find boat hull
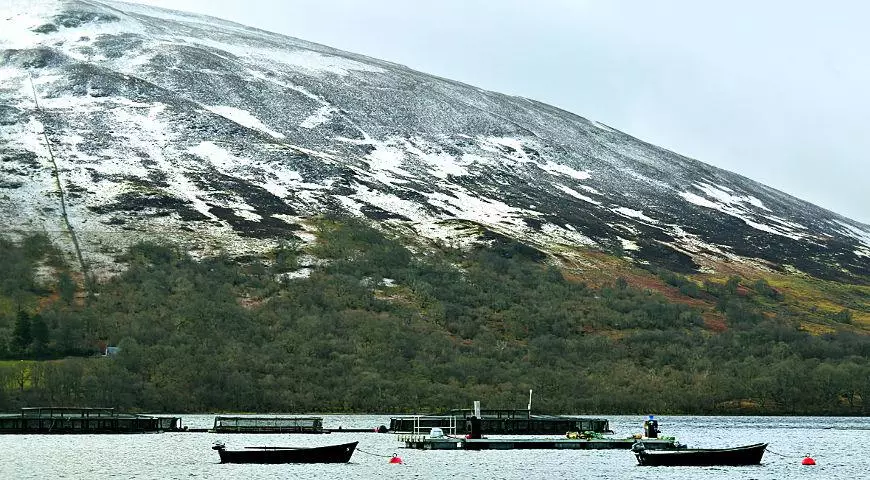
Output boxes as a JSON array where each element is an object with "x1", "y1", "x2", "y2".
[
  {"x1": 635, "y1": 442, "x2": 767, "y2": 466},
  {"x1": 214, "y1": 441, "x2": 357, "y2": 464}
]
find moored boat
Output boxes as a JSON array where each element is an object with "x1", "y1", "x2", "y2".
[
  {"x1": 212, "y1": 441, "x2": 358, "y2": 463},
  {"x1": 633, "y1": 442, "x2": 767, "y2": 466}
]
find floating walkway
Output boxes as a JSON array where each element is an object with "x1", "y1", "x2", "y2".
[
  {"x1": 0, "y1": 407, "x2": 180, "y2": 434},
  {"x1": 399, "y1": 435, "x2": 683, "y2": 451},
  {"x1": 390, "y1": 409, "x2": 610, "y2": 435}
]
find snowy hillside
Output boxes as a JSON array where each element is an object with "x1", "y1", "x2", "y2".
[{"x1": 1, "y1": 0, "x2": 868, "y2": 282}]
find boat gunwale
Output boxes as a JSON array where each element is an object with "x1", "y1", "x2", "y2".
[
  {"x1": 215, "y1": 441, "x2": 358, "y2": 464},
  {"x1": 220, "y1": 441, "x2": 358, "y2": 452},
  {"x1": 637, "y1": 442, "x2": 767, "y2": 455}
]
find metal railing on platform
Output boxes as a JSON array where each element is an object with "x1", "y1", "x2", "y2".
[{"x1": 395, "y1": 415, "x2": 458, "y2": 442}]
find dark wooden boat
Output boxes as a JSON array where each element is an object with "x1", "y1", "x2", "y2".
[
  {"x1": 633, "y1": 442, "x2": 767, "y2": 466},
  {"x1": 212, "y1": 441, "x2": 357, "y2": 463}
]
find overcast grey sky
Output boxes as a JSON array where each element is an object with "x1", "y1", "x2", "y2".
[{"x1": 135, "y1": 0, "x2": 870, "y2": 224}]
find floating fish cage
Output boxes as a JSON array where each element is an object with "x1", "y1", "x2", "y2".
[
  {"x1": 390, "y1": 409, "x2": 610, "y2": 435},
  {"x1": 0, "y1": 407, "x2": 181, "y2": 434},
  {"x1": 210, "y1": 416, "x2": 324, "y2": 433},
  {"x1": 400, "y1": 436, "x2": 683, "y2": 451}
]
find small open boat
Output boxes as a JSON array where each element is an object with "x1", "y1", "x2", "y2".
[
  {"x1": 212, "y1": 441, "x2": 358, "y2": 463},
  {"x1": 633, "y1": 442, "x2": 767, "y2": 466}
]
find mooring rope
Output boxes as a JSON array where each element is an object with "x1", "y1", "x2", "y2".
[
  {"x1": 765, "y1": 447, "x2": 805, "y2": 459},
  {"x1": 355, "y1": 448, "x2": 396, "y2": 458},
  {"x1": 765, "y1": 447, "x2": 788, "y2": 457}
]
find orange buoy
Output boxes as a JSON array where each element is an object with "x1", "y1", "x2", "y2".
[
  {"x1": 802, "y1": 456, "x2": 816, "y2": 466},
  {"x1": 389, "y1": 454, "x2": 403, "y2": 464}
]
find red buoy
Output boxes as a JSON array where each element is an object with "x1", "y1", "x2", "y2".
[
  {"x1": 802, "y1": 456, "x2": 816, "y2": 466},
  {"x1": 389, "y1": 454, "x2": 403, "y2": 464}
]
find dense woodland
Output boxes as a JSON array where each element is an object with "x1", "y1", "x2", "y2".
[{"x1": 0, "y1": 218, "x2": 868, "y2": 415}]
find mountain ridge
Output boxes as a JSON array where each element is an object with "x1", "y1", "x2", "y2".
[{"x1": 1, "y1": 0, "x2": 868, "y2": 285}]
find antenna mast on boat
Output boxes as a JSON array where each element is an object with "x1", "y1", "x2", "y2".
[{"x1": 528, "y1": 389, "x2": 533, "y2": 412}]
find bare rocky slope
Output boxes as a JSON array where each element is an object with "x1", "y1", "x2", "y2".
[{"x1": 1, "y1": 0, "x2": 868, "y2": 283}]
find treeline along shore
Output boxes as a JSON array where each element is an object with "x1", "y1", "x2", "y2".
[{"x1": 0, "y1": 218, "x2": 868, "y2": 414}]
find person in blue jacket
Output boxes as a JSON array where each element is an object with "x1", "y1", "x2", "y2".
[{"x1": 643, "y1": 415, "x2": 660, "y2": 438}]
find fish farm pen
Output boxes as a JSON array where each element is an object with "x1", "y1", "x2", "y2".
[
  {"x1": 210, "y1": 416, "x2": 325, "y2": 433},
  {"x1": 400, "y1": 436, "x2": 683, "y2": 451},
  {"x1": 390, "y1": 409, "x2": 611, "y2": 435},
  {"x1": 0, "y1": 408, "x2": 181, "y2": 434}
]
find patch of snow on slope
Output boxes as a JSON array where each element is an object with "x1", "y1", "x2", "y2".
[
  {"x1": 96, "y1": 103, "x2": 219, "y2": 223},
  {"x1": 619, "y1": 237, "x2": 640, "y2": 251},
  {"x1": 764, "y1": 216, "x2": 811, "y2": 234},
  {"x1": 480, "y1": 136, "x2": 530, "y2": 159},
  {"x1": 100, "y1": 46, "x2": 157, "y2": 76},
  {"x1": 204, "y1": 105, "x2": 285, "y2": 139},
  {"x1": 577, "y1": 183, "x2": 602, "y2": 195},
  {"x1": 680, "y1": 191, "x2": 720, "y2": 210},
  {"x1": 259, "y1": 168, "x2": 305, "y2": 199},
  {"x1": 190, "y1": 140, "x2": 328, "y2": 206},
  {"x1": 460, "y1": 153, "x2": 494, "y2": 169},
  {"x1": 187, "y1": 141, "x2": 265, "y2": 220},
  {"x1": 540, "y1": 161, "x2": 591, "y2": 180},
  {"x1": 680, "y1": 190, "x2": 805, "y2": 240},
  {"x1": 480, "y1": 137, "x2": 591, "y2": 181},
  {"x1": 263, "y1": 49, "x2": 385, "y2": 75},
  {"x1": 278, "y1": 268, "x2": 312, "y2": 280},
  {"x1": 0, "y1": 67, "x2": 21, "y2": 84},
  {"x1": 333, "y1": 195, "x2": 363, "y2": 216},
  {"x1": 350, "y1": 183, "x2": 427, "y2": 221},
  {"x1": 697, "y1": 182, "x2": 770, "y2": 211},
  {"x1": 0, "y1": 1, "x2": 61, "y2": 48},
  {"x1": 426, "y1": 187, "x2": 529, "y2": 233},
  {"x1": 539, "y1": 222, "x2": 596, "y2": 248},
  {"x1": 429, "y1": 154, "x2": 469, "y2": 179},
  {"x1": 0, "y1": 117, "x2": 55, "y2": 224},
  {"x1": 14, "y1": 117, "x2": 49, "y2": 157},
  {"x1": 183, "y1": 36, "x2": 383, "y2": 76},
  {"x1": 188, "y1": 141, "x2": 236, "y2": 169},
  {"x1": 669, "y1": 226, "x2": 725, "y2": 255},
  {"x1": 358, "y1": 141, "x2": 413, "y2": 186},
  {"x1": 412, "y1": 220, "x2": 480, "y2": 250},
  {"x1": 609, "y1": 222, "x2": 639, "y2": 236},
  {"x1": 680, "y1": 183, "x2": 807, "y2": 240},
  {"x1": 557, "y1": 185, "x2": 600, "y2": 205},
  {"x1": 276, "y1": 143, "x2": 339, "y2": 162},
  {"x1": 592, "y1": 120, "x2": 616, "y2": 133},
  {"x1": 668, "y1": 225, "x2": 778, "y2": 272},
  {"x1": 111, "y1": 0, "x2": 250, "y2": 30},
  {"x1": 1, "y1": 1, "x2": 148, "y2": 55},
  {"x1": 613, "y1": 207, "x2": 658, "y2": 224},
  {"x1": 300, "y1": 105, "x2": 336, "y2": 129},
  {"x1": 831, "y1": 220, "x2": 870, "y2": 253},
  {"x1": 402, "y1": 139, "x2": 470, "y2": 179}
]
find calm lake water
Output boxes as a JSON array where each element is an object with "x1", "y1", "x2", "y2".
[{"x1": 1, "y1": 415, "x2": 867, "y2": 479}]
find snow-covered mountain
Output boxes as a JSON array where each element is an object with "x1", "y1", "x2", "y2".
[{"x1": 2, "y1": 0, "x2": 868, "y2": 282}]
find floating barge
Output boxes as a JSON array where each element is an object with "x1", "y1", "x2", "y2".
[
  {"x1": 210, "y1": 416, "x2": 324, "y2": 434},
  {"x1": 0, "y1": 407, "x2": 180, "y2": 434},
  {"x1": 390, "y1": 409, "x2": 610, "y2": 436},
  {"x1": 400, "y1": 435, "x2": 683, "y2": 451}
]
